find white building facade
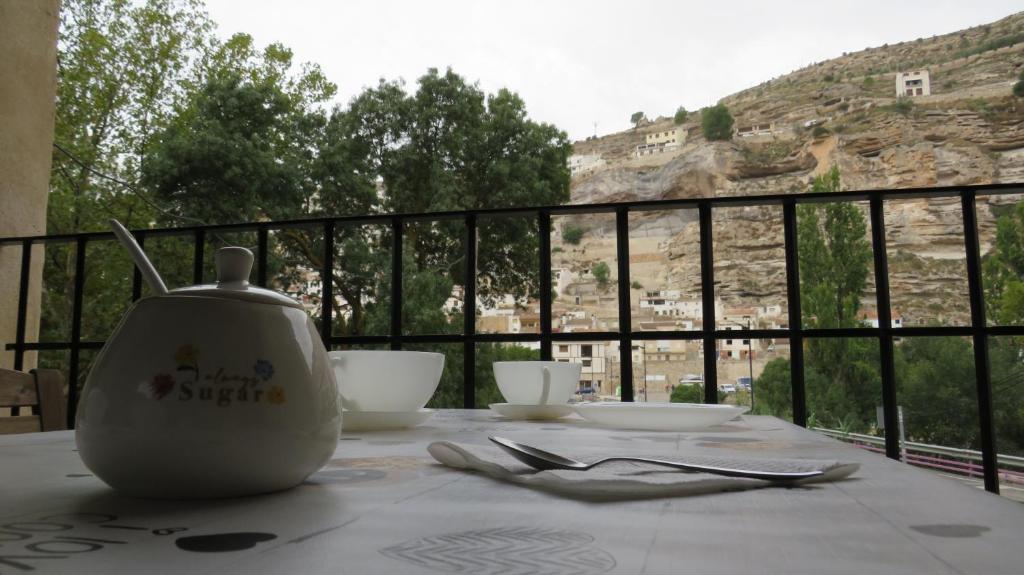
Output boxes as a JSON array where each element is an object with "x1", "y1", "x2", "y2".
[{"x1": 895, "y1": 70, "x2": 931, "y2": 97}]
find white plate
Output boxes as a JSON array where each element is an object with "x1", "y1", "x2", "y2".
[
  {"x1": 573, "y1": 402, "x2": 748, "y2": 431},
  {"x1": 341, "y1": 409, "x2": 435, "y2": 432},
  {"x1": 489, "y1": 403, "x2": 575, "y2": 420}
]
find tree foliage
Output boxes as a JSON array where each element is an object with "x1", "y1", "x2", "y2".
[
  {"x1": 47, "y1": 4, "x2": 571, "y2": 406},
  {"x1": 701, "y1": 103, "x2": 734, "y2": 141},
  {"x1": 673, "y1": 106, "x2": 688, "y2": 125},
  {"x1": 751, "y1": 358, "x2": 792, "y2": 418},
  {"x1": 630, "y1": 111, "x2": 645, "y2": 127},
  {"x1": 592, "y1": 262, "x2": 610, "y2": 287},
  {"x1": 670, "y1": 384, "x2": 702, "y2": 403}
]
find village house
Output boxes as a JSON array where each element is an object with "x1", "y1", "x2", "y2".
[
  {"x1": 895, "y1": 70, "x2": 931, "y2": 97},
  {"x1": 736, "y1": 122, "x2": 774, "y2": 138},
  {"x1": 552, "y1": 341, "x2": 609, "y2": 394},
  {"x1": 567, "y1": 153, "x2": 604, "y2": 176},
  {"x1": 634, "y1": 126, "x2": 685, "y2": 157}
]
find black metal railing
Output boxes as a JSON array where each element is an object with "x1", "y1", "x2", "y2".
[{"x1": 4, "y1": 182, "x2": 1024, "y2": 494}]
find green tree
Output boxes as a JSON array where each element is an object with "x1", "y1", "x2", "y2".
[
  {"x1": 799, "y1": 167, "x2": 878, "y2": 431},
  {"x1": 592, "y1": 262, "x2": 611, "y2": 287},
  {"x1": 894, "y1": 337, "x2": 980, "y2": 448},
  {"x1": 673, "y1": 106, "x2": 688, "y2": 125},
  {"x1": 979, "y1": 200, "x2": 1024, "y2": 455},
  {"x1": 798, "y1": 167, "x2": 870, "y2": 329},
  {"x1": 43, "y1": 0, "x2": 219, "y2": 382},
  {"x1": 751, "y1": 358, "x2": 792, "y2": 418},
  {"x1": 701, "y1": 103, "x2": 734, "y2": 141},
  {"x1": 630, "y1": 111, "x2": 645, "y2": 127}
]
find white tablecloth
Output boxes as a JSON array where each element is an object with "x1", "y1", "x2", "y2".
[{"x1": 1, "y1": 411, "x2": 1021, "y2": 574}]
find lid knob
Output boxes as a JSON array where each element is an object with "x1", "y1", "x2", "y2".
[{"x1": 215, "y1": 247, "x2": 253, "y2": 285}]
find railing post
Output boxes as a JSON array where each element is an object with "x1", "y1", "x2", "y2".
[
  {"x1": 539, "y1": 210, "x2": 552, "y2": 361},
  {"x1": 67, "y1": 236, "x2": 87, "y2": 428},
  {"x1": 13, "y1": 239, "x2": 32, "y2": 371},
  {"x1": 615, "y1": 207, "x2": 633, "y2": 402},
  {"x1": 463, "y1": 214, "x2": 477, "y2": 408},
  {"x1": 390, "y1": 217, "x2": 403, "y2": 350},
  {"x1": 321, "y1": 222, "x2": 335, "y2": 344},
  {"x1": 699, "y1": 202, "x2": 718, "y2": 404},
  {"x1": 961, "y1": 190, "x2": 999, "y2": 494},
  {"x1": 193, "y1": 229, "x2": 205, "y2": 284},
  {"x1": 256, "y1": 226, "x2": 269, "y2": 287},
  {"x1": 131, "y1": 232, "x2": 144, "y2": 301},
  {"x1": 783, "y1": 200, "x2": 807, "y2": 426},
  {"x1": 869, "y1": 194, "x2": 901, "y2": 461}
]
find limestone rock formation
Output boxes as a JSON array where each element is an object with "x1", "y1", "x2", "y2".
[{"x1": 565, "y1": 11, "x2": 1024, "y2": 326}]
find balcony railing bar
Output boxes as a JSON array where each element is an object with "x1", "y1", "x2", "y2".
[
  {"x1": 66, "y1": 236, "x2": 87, "y2": 429},
  {"x1": 783, "y1": 199, "x2": 807, "y2": 426},
  {"x1": 615, "y1": 208, "x2": 634, "y2": 402},
  {"x1": 13, "y1": 239, "x2": 31, "y2": 371},
  {"x1": 131, "y1": 232, "x2": 145, "y2": 302},
  {"x1": 463, "y1": 214, "x2": 477, "y2": 409},
  {"x1": 320, "y1": 222, "x2": 335, "y2": 344},
  {"x1": 6, "y1": 184, "x2": 1024, "y2": 494},
  {"x1": 869, "y1": 196, "x2": 901, "y2": 462},
  {"x1": 699, "y1": 202, "x2": 718, "y2": 404},
  {"x1": 256, "y1": 226, "x2": 269, "y2": 288},
  {"x1": 538, "y1": 210, "x2": 553, "y2": 361},
  {"x1": 961, "y1": 191, "x2": 999, "y2": 493},
  {"x1": 5, "y1": 182, "x2": 1024, "y2": 246},
  {"x1": 389, "y1": 217, "x2": 403, "y2": 350},
  {"x1": 16, "y1": 324, "x2": 1023, "y2": 353},
  {"x1": 192, "y1": 229, "x2": 205, "y2": 284}
]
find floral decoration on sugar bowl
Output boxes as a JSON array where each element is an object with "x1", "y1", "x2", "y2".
[{"x1": 136, "y1": 345, "x2": 286, "y2": 406}]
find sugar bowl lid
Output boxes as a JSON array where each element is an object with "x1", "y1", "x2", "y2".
[{"x1": 170, "y1": 247, "x2": 302, "y2": 309}]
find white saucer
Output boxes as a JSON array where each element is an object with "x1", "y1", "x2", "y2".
[
  {"x1": 489, "y1": 403, "x2": 575, "y2": 420},
  {"x1": 341, "y1": 409, "x2": 435, "y2": 432},
  {"x1": 573, "y1": 402, "x2": 748, "y2": 431}
]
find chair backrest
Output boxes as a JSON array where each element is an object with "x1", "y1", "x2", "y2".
[{"x1": 0, "y1": 368, "x2": 67, "y2": 434}]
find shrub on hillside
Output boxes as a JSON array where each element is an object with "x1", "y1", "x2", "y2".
[
  {"x1": 890, "y1": 97, "x2": 914, "y2": 116},
  {"x1": 701, "y1": 104, "x2": 734, "y2": 141},
  {"x1": 1014, "y1": 70, "x2": 1024, "y2": 98},
  {"x1": 562, "y1": 225, "x2": 584, "y2": 245}
]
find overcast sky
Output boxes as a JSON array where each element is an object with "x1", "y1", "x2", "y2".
[{"x1": 203, "y1": 0, "x2": 1020, "y2": 141}]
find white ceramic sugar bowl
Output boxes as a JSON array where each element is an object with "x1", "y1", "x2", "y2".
[{"x1": 75, "y1": 240, "x2": 341, "y2": 498}]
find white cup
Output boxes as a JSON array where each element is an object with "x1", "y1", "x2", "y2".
[
  {"x1": 493, "y1": 361, "x2": 581, "y2": 405},
  {"x1": 329, "y1": 350, "x2": 443, "y2": 412}
]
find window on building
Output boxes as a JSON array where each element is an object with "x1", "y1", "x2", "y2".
[
  {"x1": 559, "y1": 345, "x2": 569, "y2": 353},
  {"x1": 582, "y1": 359, "x2": 592, "y2": 367},
  {"x1": 742, "y1": 339, "x2": 750, "y2": 345},
  {"x1": 581, "y1": 345, "x2": 593, "y2": 358},
  {"x1": 726, "y1": 339, "x2": 733, "y2": 345}
]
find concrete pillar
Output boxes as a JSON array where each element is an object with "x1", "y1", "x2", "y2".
[{"x1": 0, "y1": 0, "x2": 60, "y2": 370}]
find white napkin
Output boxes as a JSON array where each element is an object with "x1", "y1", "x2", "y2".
[{"x1": 428, "y1": 441, "x2": 859, "y2": 500}]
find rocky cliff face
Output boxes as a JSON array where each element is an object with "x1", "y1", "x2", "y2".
[{"x1": 566, "y1": 12, "x2": 1024, "y2": 326}]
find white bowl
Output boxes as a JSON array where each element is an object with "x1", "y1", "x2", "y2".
[
  {"x1": 493, "y1": 361, "x2": 581, "y2": 405},
  {"x1": 329, "y1": 351, "x2": 444, "y2": 412}
]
